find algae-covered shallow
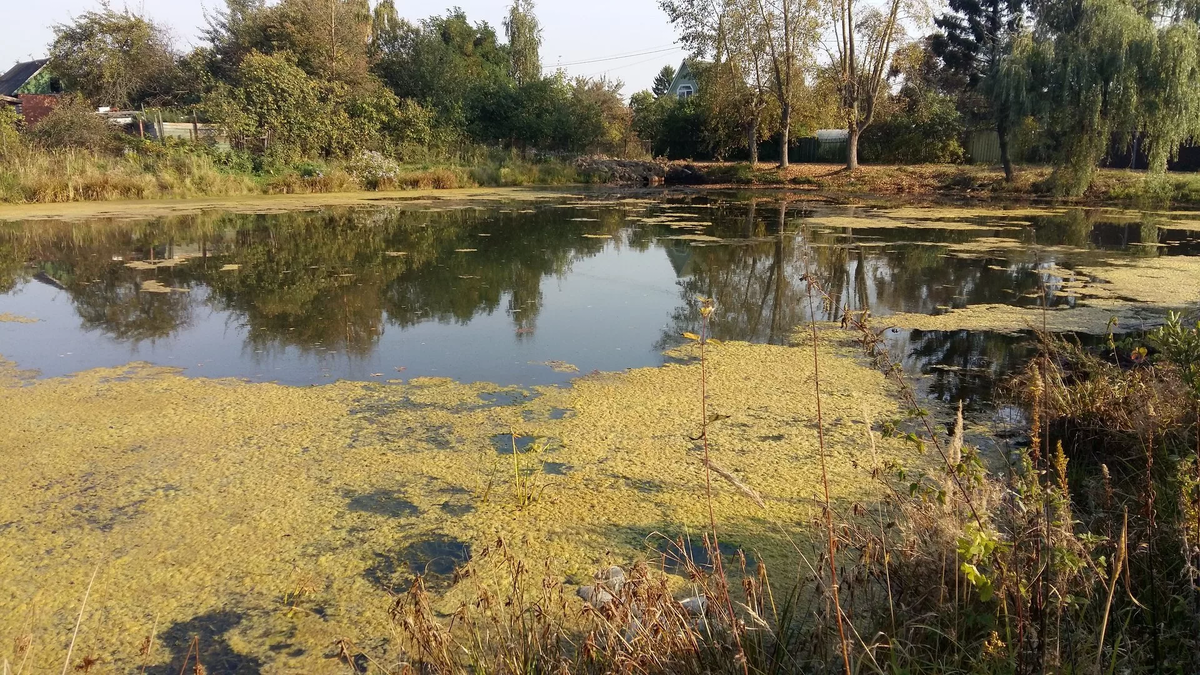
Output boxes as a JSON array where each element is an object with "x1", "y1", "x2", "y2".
[
  {"x1": 0, "y1": 331, "x2": 915, "y2": 672},
  {"x1": 3, "y1": 191, "x2": 1200, "y2": 671}
]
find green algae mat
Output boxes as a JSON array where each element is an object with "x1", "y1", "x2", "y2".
[{"x1": 0, "y1": 333, "x2": 916, "y2": 672}]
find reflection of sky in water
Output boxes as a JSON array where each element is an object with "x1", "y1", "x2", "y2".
[{"x1": 1, "y1": 195, "x2": 1198, "y2": 392}]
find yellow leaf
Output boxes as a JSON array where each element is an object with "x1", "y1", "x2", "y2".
[{"x1": 682, "y1": 332, "x2": 700, "y2": 341}]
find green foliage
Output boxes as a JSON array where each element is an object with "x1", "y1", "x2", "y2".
[
  {"x1": 1151, "y1": 312, "x2": 1200, "y2": 399},
  {"x1": 504, "y1": 0, "x2": 543, "y2": 86},
  {"x1": 202, "y1": 51, "x2": 343, "y2": 163},
  {"x1": 860, "y1": 88, "x2": 966, "y2": 163},
  {"x1": 48, "y1": 8, "x2": 179, "y2": 108},
  {"x1": 373, "y1": 10, "x2": 510, "y2": 121},
  {"x1": 0, "y1": 107, "x2": 20, "y2": 156},
  {"x1": 631, "y1": 92, "x2": 708, "y2": 159},
  {"x1": 1017, "y1": 0, "x2": 1200, "y2": 194}
]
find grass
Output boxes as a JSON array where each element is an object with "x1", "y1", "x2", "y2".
[
  {"x1": 0, "y1": 142, "x2": 592, "y2": 204},
  {"x1": 677, "y1": 161, "x2": 1200, "y2": 206}
]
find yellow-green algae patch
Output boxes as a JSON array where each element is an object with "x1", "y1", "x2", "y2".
[
  {"x1": 1072, "y1": 256, "x2": 1200, "y2": 305},
  {"x1": 0, "y1": 332, "x2": 916, "y2": 672},
  {"x1": 806, "y1": 215, "x2": 1021, "y2": 231},
  {"x1": 885, "y1": 255, "x2": 1200, "y2": 335},
  {"x1": 882, "y1": 303, "x2": 1164, "y2": 335},
  {"x1": 0, "y1": 187, "x2": 575, "y2": 224}
]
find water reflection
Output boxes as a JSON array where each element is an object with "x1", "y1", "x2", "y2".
[{"x1": 1, "y1": 194, "x2": 1196, "y2": 393}]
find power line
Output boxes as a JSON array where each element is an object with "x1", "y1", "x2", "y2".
[
  {"x1": 584, "y1": 49, "x2": 686, "y2": 79},
  {"x1": 544, "y1": 44, "x2": 682, "y2": 70}
]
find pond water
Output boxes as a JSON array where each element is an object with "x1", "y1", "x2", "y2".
[
  {"x1": 5, "y1": 189, "x2": 1200, "y2": 673},
  {"x1": 2, "y1": 189, "x2": 1199, "y2": 403}
]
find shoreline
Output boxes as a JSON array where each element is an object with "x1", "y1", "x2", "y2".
[{"x1": 5, "y1": 162, "x2": 1200, "y2": 219}]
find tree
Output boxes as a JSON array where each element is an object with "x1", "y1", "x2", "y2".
[
  {"x1": 370, "y1": 0, "x2": 403, "y2": 56},
  {"x1": 203, "y1": 50, "x2": 344, "y2": 161},
  {"x1": 653, "y1": 64, "x2": 677, "y2": 97},
  {"x1": 831, "y1": 0, "x2": 910, "y2": 169},
  {"x1": 48, "y1": 7, "x2": 179, "y2": 108},
  {"x1": 932, "y1": 0, "x2": 1025, "y2": 179},
  {"x1": 203, "y1": 0, "x2": 373, "y2": 86},
  {"x1": 753, "y1": 0, "x2": 820, "y2": 168},
  {"x1": 659, "y1": 0, "x2": 787, "y2": 164},
  {"x1": 505, "y1": 0, "x2": 543, "y2": 86},
  {"x1": 372, "y1": 10, "x2": 510, "y2": 118},
  {"x1": 1019, "y1": 0, "x2": 1200, "y2": 194}
]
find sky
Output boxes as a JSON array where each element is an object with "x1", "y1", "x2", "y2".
[{"x1": 0, "y1": 0, "x2": 687, "y2": 97}]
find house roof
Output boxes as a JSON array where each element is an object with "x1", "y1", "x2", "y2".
[
  {"x1": 0, "y1": 59, "x2": 49, "y2": 97},
  {"x1": 666, "y1": 60, "x2": 698, "y2": 97}
]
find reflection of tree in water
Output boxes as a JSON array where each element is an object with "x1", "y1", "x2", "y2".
[
  {"x1": 6, "y1": 198, "x2": 1182, "y2": 364},
  {"x1": 0, "y1": 232, "x2": 31, "y2": 294},
  {"x1": 73, "y1": 273, "x2": 194, "y2": 342},
  {"x1": 0, "y1": 204, "x2": 633, "y2": 355},
  {"x1": 891, "y1": 328, "x2": 1036, "y2": 406}
]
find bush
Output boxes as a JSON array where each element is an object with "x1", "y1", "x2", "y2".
[
  {"x1": 0, "y1": 106, "x2": 20, "y2": 156},
  {"x1": 860, "y1": 89, "x2": 965, "y2": 164},
  {"x1": 27, "y1": 98, "x2": 119, "y2": 152},
  {"x1": 345, "y1": 150, "x2": 402, "y2": 189}
]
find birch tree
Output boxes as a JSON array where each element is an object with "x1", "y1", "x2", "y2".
[
  {"x1": 830, "y1": 0, "x2": 909, "y2": 169},
  {"x1": 661, "y1": 0, "x2": 818, "y2": 167},
  {"x1": 753, "y1": 0, "x2": 821, "y2": 168}
]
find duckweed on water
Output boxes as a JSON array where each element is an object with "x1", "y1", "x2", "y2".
[
  {"x1": 883, "y1": 254, "x2": 1200, "y2": 334},
  {"x1": 882, "y1": 303, "x2": 1164, "y2": 335},
  {"x1": 0, "y1": 331, "x2": 918, "y2": 672}
]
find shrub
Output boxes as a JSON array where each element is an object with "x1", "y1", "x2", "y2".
[
  {"x1": 345, "y1": 150, "x2": 402, "y2": 189},
  {"x1": 27, "y1": 98, "x2": 119, "y2": 152},
  {"x1": 0, "y1": 106, "x2": 20, "y2": 156},
  {"x1": 860, "y1": 89, "x2": 965, "y2": 164}
]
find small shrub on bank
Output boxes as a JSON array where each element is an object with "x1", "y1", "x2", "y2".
[{"x1": 28, "y1": 98, "x2": 121, "y2": 152}]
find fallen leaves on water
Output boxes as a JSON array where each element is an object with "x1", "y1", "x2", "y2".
[
  {"x1": 533, "y1": 360, "x2": 580, "y2": 373},
  {"x1": 140, "y1": 280, "x2": 188, "y2": 294}
]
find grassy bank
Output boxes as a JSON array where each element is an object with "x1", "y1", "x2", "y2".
[
  {"x1": 0, "y1": 143, "x2": 593, "y2": 205},
  {"x1": 687, "y1": 162, "x2": 1200, "y2": 205},
  {"x1": 10, "y1": 138, "x2": 1200, "y2": 207}
]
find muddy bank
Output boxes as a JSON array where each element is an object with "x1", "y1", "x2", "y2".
[{"x1": 0, "y1": 329, "x2": 918, "y2": 672}]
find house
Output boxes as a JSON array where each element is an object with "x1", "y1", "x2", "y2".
[
  {"x1": 0, "y1": 59, "x2": 56, "y2": 97},
  {"x1": 0, "y1": 59, "x2": 63, "y2": 126},
  {"x1": 664, "y1": 60, "x2": 699, "y2": 99}
]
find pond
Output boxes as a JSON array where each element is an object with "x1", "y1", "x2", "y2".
[
  {"x1": 3, "y1": 189, "x2": 1200, "y2": 673},
  {"x1": 4, "y1": 190, "x2": 1197, "y2": 401}
]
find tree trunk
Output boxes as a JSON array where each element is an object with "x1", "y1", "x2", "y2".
[
  {"x1": 779, "y1": 104, "x2": 790, "y2": 169},
  {"x1": 748, "y1": 114, "x2": 759, "y2": 166},
  {"x1": 847, "y1": 127, "x2": 859, "y2": 171},
  {"x1": 998, "y1": 122, "x2": 1013, "y2": 181}
]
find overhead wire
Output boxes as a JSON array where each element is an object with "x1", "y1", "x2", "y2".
[{"x1": 543, "y1": 44, "x2": 682, "y2": 69}]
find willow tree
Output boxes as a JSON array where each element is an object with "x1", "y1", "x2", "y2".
[
  {"x1": 505, "y1": 0, "x2": 543, "y2": 86},
  {"x1": 830, "y1": 0, "x2": 910, "y2": 169},
  {"x1": 1028, "y1": 0, "x2": 1200, "y2": 194}
]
